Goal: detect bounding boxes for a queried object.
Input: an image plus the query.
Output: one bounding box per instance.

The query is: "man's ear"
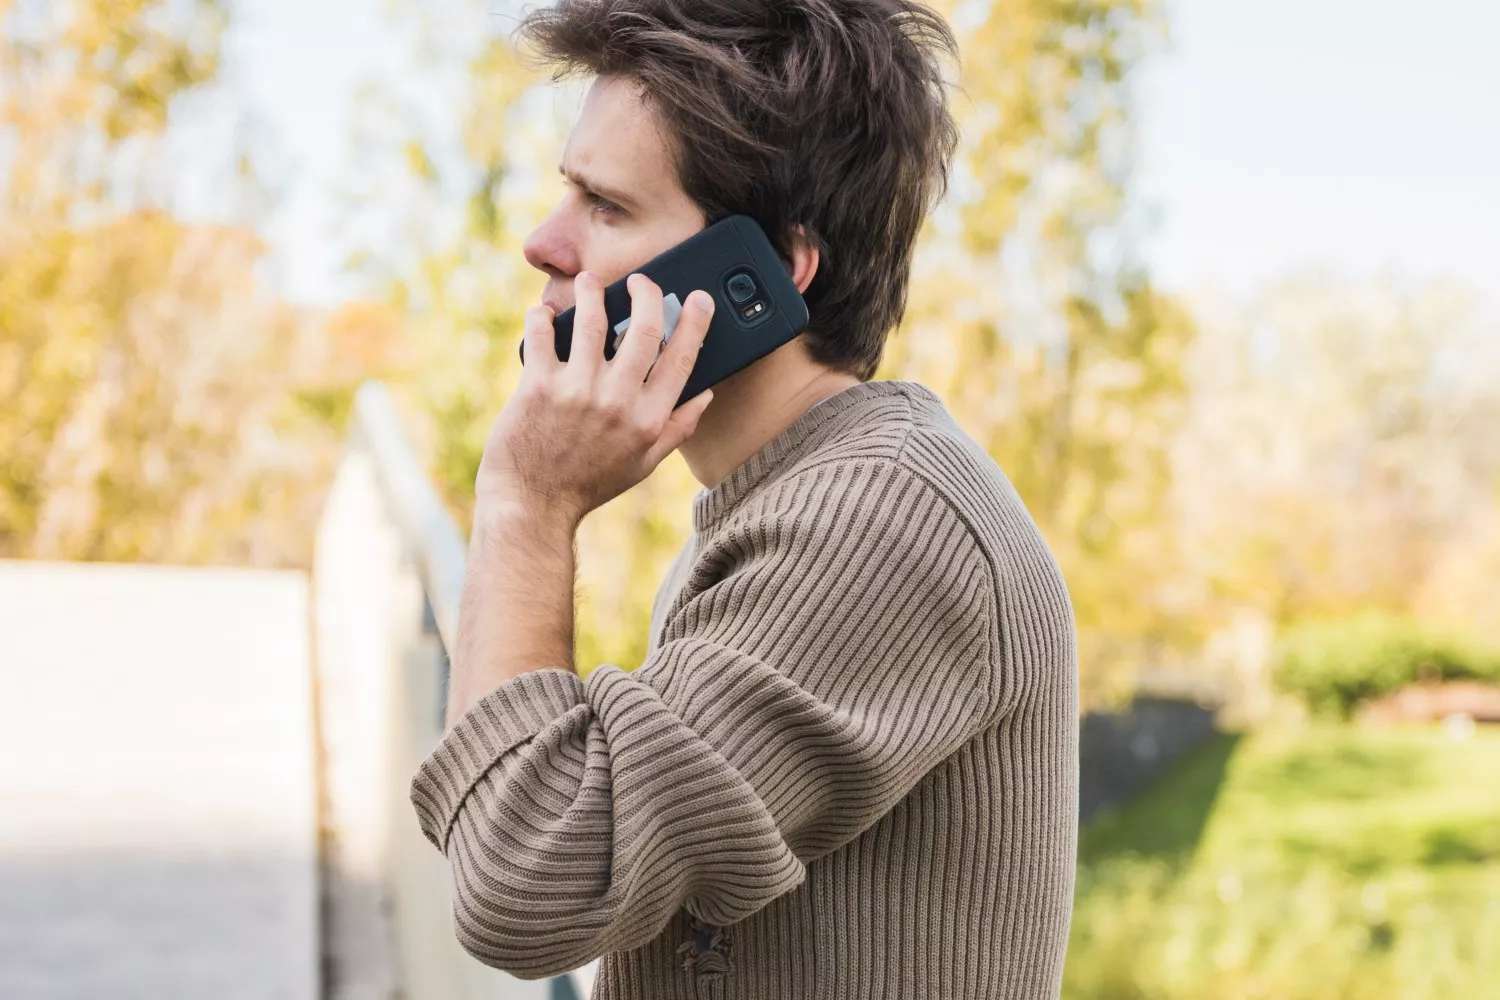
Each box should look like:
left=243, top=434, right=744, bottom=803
left=788, top=224, right=820, bottom=295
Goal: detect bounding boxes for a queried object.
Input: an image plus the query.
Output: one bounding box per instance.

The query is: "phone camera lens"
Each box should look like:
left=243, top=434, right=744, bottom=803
left=727, top=273, right=757, bottom=304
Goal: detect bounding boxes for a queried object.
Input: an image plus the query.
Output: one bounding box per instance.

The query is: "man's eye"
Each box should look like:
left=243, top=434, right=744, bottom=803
left=586, top=192, right=620, bottom=217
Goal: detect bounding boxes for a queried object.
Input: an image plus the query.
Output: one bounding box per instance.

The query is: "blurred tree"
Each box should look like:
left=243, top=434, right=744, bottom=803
left=1173, top=276, right=1500, bottom=641
left=0, top=0, right=227, bottom=215
left=885, top=0, right=1193, bottom=703
left=0, top=0, right=359, bottom=566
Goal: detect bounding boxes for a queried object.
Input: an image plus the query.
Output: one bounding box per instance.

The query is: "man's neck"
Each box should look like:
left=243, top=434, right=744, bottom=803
left=679, top=338, right=863, bottom=491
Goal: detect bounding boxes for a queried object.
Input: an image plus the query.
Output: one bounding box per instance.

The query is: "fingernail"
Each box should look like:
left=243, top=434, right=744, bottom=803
left=691, top=290, right=714, bottom=312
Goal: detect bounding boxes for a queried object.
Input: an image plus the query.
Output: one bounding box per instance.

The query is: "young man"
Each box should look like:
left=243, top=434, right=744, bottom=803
left=408, top=1, right=1079, bottom=997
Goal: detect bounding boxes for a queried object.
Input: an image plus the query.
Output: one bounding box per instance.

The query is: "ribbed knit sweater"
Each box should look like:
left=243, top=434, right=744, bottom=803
left=410, top=378, right=1079, bottom=999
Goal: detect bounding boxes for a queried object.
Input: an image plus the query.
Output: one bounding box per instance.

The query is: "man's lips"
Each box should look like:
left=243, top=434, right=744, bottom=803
left=541, top=277, right=573, bottom=317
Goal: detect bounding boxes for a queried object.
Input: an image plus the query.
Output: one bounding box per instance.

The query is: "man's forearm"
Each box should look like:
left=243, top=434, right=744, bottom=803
left=444, top=500, right=580, bottom=731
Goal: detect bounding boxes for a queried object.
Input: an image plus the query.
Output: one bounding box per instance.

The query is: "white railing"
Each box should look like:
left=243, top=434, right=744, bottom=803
left=313, top=380, right=590, bottom=1000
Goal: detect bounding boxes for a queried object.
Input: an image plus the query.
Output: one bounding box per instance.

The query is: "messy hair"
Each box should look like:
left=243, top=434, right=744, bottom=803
left=517, top=0, right=960, bottom=380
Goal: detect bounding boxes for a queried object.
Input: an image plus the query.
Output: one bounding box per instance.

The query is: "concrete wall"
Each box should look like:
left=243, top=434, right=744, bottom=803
left=1078, top=695, right=1222, bottom=823
left=0, top=560, right=319, bottom=1000
left=314, top=434, right=552, bottom=1000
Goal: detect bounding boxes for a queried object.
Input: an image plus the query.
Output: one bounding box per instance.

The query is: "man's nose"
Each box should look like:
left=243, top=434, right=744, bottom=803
left=523, top=208, right=580, bottom=277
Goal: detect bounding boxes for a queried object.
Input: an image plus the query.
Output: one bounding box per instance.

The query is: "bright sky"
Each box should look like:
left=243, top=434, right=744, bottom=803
left=223, top=0, right=412, bottom=306
left=1135, top=0, right=1500, bottom=295
left=226, top=0, right=1500, bottom=307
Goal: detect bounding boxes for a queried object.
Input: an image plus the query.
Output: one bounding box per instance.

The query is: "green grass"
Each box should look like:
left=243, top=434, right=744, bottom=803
left=1065, top=724, right=1500, bottom=1000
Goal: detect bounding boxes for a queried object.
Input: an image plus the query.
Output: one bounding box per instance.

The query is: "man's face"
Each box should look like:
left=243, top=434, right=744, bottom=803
left=524, top=76, right=707, bottom=315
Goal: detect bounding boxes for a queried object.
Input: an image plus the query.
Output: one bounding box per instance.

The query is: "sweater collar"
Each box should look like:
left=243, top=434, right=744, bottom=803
left=691, top=379, right=938, bottom=533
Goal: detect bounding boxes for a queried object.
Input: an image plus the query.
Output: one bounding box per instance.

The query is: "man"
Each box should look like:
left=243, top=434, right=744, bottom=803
left=408, top=1, right=1079, bottom=997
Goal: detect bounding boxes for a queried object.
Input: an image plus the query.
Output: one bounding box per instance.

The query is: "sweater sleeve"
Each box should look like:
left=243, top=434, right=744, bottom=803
left=408, top=463, right=1001, bottom=978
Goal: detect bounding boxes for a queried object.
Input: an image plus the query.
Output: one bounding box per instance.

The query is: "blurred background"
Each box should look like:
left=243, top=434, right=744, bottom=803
left=1, top=1, right=1497, bottom=998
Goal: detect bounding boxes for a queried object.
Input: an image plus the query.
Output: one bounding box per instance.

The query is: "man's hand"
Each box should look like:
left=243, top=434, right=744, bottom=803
left=477, top=270, right=715, bottom=526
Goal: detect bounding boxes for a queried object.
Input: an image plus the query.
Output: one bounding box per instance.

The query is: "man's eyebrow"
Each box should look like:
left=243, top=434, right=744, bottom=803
left=559, top=166, right=638, bottom=211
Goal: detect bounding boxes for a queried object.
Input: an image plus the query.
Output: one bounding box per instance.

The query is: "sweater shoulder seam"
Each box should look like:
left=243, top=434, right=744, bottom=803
left=753, top=445, right=1005, bottom=725
left=892, top=444, right=1013, bottom=725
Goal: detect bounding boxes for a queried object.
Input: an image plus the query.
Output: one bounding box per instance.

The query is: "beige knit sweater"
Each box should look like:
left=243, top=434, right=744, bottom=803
left=410, top=379, right=1079, bottom=999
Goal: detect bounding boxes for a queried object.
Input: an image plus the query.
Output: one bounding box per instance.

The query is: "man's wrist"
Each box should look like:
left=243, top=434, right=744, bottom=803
left=471, top=491, right=580, bottom=548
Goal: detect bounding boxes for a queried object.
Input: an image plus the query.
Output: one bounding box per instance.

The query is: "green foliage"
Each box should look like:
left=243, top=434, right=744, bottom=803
left=292, top=386, right=359, bottom=431
left=1272, top=611, right=1500, bottom=719
left=1067, top=725, right=1500, bottom=999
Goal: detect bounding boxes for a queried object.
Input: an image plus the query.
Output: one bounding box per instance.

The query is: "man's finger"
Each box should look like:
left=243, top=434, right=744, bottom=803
left=644, top=288, right=713, bottom=411
left=612, top=273, right=667, bottom=384
left=521, top=304, right=561, bottom=375
left=644, top=388, right=714, bottom=468
left=567, top=271, right=607, bottom=382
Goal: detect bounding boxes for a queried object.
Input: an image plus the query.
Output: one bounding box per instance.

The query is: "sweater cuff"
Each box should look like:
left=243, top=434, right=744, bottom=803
left=409, top=667, right=587, bottom=853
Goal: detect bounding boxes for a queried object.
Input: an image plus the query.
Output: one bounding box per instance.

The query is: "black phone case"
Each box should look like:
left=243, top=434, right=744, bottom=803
left=519, top=215, right=809, bottom=409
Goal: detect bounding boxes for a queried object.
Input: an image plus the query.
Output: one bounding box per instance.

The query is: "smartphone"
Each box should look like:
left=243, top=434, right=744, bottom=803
left=518, top=214, right=810, bottom=409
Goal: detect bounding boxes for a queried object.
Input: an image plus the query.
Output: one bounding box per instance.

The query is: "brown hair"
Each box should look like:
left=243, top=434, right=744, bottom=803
left=517, top=0, right=960, bottom=380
